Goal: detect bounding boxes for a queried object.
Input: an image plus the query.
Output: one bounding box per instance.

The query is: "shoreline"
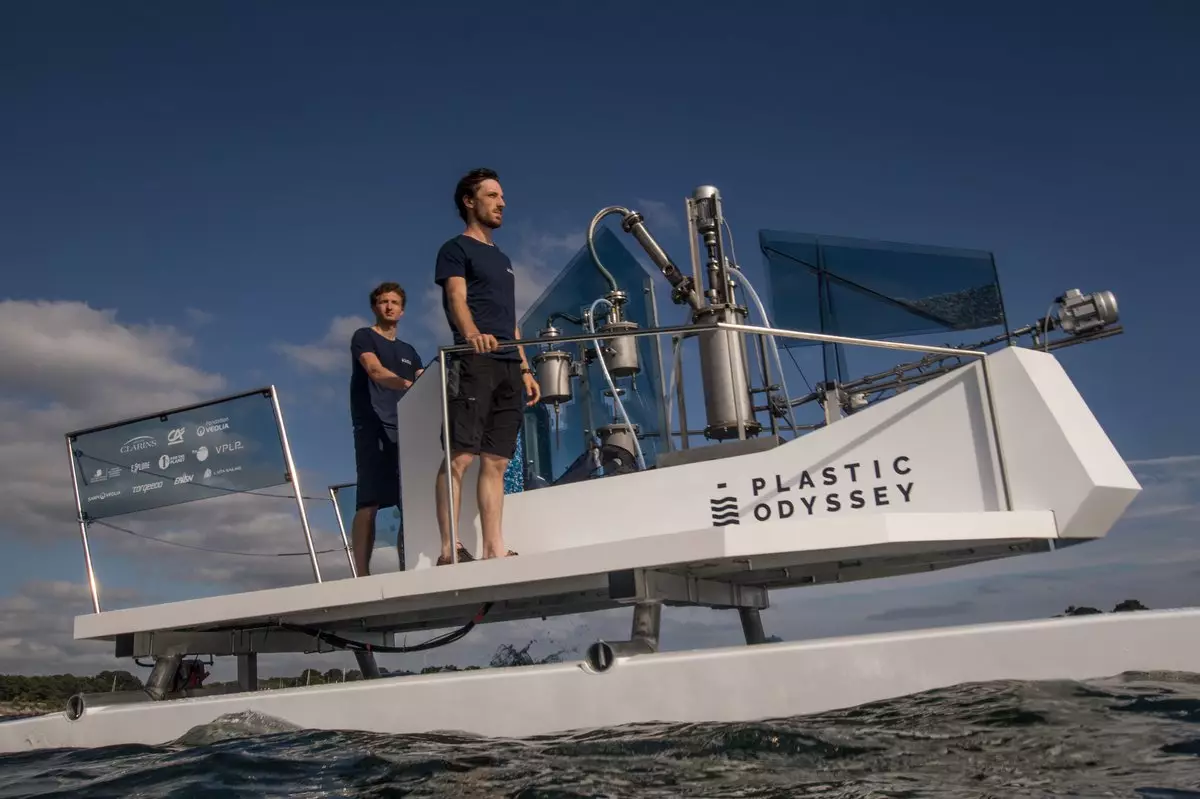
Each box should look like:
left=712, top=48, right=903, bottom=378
left=0, top=702, right=56, bottom=719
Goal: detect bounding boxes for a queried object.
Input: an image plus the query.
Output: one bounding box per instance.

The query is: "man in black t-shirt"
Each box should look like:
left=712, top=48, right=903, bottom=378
left=433, top=168, right=540, bottom=566
left=349, top=281, right=424, bottom=576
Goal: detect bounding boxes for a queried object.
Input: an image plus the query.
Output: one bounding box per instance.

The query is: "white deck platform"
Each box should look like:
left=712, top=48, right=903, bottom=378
left=77, top=509, right=1057, bottom=653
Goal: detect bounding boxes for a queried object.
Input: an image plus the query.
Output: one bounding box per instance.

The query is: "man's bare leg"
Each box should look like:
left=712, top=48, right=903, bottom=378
left=478, top=453, right=510, bottom=558
left=435, top=451, right=476, bottom=562
left=351, top=506, right=377, bottom=577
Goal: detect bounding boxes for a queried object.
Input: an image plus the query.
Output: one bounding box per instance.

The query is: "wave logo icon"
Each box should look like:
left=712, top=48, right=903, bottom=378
left=710, top=482, right=739, bottom=527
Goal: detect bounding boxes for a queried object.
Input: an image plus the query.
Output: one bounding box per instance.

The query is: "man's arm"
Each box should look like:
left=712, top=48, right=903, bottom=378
left=358, top=352, right=413, bottom=390
left=435, top=242, right=496, bottom=354
left=351, top=329, right=411, bottom=391
left=515, top=324, right=530, bottom=372
left=516, top=324, right=540, bottom=406
left=443, top=276, right=481, bottom=341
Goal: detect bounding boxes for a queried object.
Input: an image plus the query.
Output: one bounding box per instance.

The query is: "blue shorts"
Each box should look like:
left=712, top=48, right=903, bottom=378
left=353, top=422, right=399, bottom=510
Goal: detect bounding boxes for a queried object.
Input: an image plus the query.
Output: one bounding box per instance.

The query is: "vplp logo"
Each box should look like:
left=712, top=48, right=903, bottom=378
left=710, top=482, right=739, bottom=527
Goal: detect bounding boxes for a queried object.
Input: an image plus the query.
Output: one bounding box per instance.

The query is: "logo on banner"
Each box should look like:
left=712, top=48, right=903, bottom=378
left=167, top=427, right=186, bottom=445
left=194, top=446, right=209, bottom=462
left=215, top=441, right=244, bottom=455
left=158, top=453, right=185, bottom=470
left=709, top=455, right=916, bottom=526
left=119, top=435, right=157, bottom=454
left=196, top=417, right=230, bottom=437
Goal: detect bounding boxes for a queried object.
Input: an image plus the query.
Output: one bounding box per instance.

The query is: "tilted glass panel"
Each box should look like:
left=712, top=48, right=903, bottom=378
left=758, top=230, right=1008, bottom=347
left=518, top=226, right=666, bottom=486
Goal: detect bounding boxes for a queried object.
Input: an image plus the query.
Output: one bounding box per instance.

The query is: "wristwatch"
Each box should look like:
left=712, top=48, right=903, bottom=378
left=521, top=366, right=533, bottom=375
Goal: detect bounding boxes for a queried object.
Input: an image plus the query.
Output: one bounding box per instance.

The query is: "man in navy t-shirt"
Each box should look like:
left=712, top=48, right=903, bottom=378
left=349, top=281, right=423, bottom=576
left=433, top=168, right=541, bottom=566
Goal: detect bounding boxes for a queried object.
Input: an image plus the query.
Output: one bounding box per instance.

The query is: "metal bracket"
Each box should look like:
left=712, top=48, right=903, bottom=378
left=607, top=568, right=770, bottom=610
left=115, top=628, right=396, bottom=659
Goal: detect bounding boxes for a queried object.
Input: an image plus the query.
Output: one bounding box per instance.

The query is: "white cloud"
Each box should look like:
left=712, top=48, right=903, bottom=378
left=634, top=197, right=682, bottom=232
left=274, top=314, right=372, bottom=374
left=0, top=298, right=354, bottom=675
left=185, top=308, right=215, bottom=326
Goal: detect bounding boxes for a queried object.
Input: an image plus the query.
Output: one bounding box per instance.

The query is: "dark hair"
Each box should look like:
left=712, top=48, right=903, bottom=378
left=454, top=167, right=499, bottom=222
left=369, top=281, right=406, bottom=310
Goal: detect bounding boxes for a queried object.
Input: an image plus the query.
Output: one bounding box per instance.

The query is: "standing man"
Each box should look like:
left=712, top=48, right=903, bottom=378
left=433, top=167, right=540, bottom=566
left=349, top=281, right=424, bottom=576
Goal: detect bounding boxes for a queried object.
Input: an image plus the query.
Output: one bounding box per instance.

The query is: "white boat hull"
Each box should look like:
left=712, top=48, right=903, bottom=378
left=4, top=607, right=1198, bottom=753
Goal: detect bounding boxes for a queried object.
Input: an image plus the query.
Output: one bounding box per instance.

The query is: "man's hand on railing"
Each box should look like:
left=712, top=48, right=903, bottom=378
left=466, top=331, right=499, bottom=354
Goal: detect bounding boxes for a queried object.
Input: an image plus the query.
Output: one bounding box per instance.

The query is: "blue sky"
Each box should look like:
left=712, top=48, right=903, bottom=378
left=0, top=0, right=1197, bottom=676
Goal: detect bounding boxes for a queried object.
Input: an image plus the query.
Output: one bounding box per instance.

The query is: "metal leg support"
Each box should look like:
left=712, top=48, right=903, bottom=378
left=237, top=653, right=258, bottom=692
left=144, top=654, right=184, bottom=700
left=738, top=607, right=767, bottom=645
left=584, top=601, right=661, bottom=673
left=630, top=600, right=661, bottom=650
left=354, top=650, right=382, bottom=679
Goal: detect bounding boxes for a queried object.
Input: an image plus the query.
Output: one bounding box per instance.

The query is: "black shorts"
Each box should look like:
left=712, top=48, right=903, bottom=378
left=354, top=422, right=399, bottom=510
left=442, top=354, right=524, bottom=460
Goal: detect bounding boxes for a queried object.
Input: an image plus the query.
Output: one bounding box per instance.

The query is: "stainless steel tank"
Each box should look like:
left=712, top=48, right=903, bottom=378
left=597, top=421, right=639, bottom=456
left=534, top=349, right=573, bottom=405
left=693, top=303, right=761, bottom=440
left=597, top=319, right=640, bottom=378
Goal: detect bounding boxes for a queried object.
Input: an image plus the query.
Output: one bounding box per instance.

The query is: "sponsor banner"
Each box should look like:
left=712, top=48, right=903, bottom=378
left=70, top=391, right=289, bottom=520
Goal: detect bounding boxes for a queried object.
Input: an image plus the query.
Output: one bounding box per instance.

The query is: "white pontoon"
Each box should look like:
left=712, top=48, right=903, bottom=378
left=3, top=185, right=1195, bottom=753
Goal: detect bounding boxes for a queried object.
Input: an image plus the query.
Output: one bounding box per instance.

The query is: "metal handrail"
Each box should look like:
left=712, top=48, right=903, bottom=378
left=435, top=321, right=987, bottom=360
left=435, top=318, right=1011, bottom=564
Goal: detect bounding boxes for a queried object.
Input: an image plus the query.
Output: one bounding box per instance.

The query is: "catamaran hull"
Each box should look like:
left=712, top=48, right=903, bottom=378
left=3, top=607, right=1198, bottom=753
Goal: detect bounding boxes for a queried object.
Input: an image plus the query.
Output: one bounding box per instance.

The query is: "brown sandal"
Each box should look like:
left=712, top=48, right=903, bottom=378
left=436, top=544, right=476, bottom=566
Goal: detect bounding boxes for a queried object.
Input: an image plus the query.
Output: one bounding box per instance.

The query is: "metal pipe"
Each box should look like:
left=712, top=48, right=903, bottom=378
left=65, top=435, right=101, bottom=614
left=979, top=357, right=1014, bottom=512
left=439, top=350, right=459, bottom=563
left=436, top=321, right=984, bottom=360
left=328, top=485, right=357, bottom=577
left=674, top=336, right=690, bottom=449
left=756, top=334, right=780, bottom=439
left=586, top=206, right=626, bottom=293
left=269, top=386, right=322, bottom=583
left=723, top=314, right=747, bottom=440
left=645, top=279, right=673, bottom=454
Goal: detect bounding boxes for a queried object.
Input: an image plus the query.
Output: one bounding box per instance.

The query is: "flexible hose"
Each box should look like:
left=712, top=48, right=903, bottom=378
left=728, top=266, right=799, bottom=434
left=589, top=297, right=646, bottom=470
left=587, top=207, right=628, bottom=293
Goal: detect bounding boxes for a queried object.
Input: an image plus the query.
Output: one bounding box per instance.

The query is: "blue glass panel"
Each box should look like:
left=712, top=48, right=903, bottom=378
left=68, top=389, right=289, bottom=521
left=518, top=226, right=667, bottom=485
left=758, top=230, right=1008, bottom=346
left=331, top=482, right=403, bottom=547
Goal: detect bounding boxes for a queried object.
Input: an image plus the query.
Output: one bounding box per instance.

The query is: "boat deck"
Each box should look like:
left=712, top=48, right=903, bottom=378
left=76, top=510, right=1058, bottom=658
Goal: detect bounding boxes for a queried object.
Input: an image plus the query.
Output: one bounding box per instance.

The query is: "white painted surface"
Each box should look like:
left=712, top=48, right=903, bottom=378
left=397, top=347, right=1137, bottom=569
left=985, top=346, right=1141, bottom=538
left=74, top=510, right=1057, bottom=640
left=10, top=608, right=1200, bottom=753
